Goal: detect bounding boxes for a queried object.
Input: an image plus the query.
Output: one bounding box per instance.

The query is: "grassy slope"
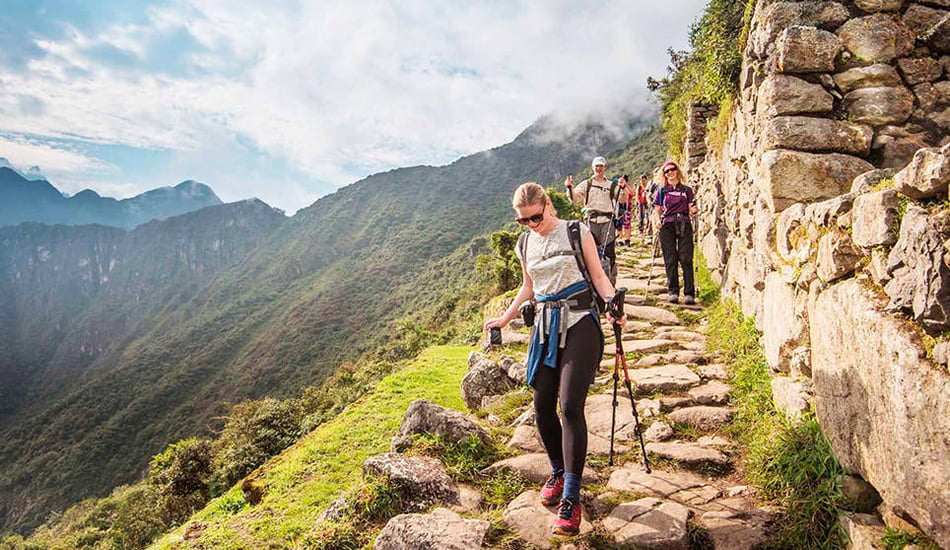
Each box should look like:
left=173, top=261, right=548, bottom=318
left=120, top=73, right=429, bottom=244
left=152, top=345, right=470, bottom=549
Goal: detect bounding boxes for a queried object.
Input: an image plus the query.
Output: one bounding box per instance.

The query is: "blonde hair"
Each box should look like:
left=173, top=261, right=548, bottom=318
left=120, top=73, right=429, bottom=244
left=659, top=162, right=683, bottom=186
left=512, top=181, right=548, bottom=209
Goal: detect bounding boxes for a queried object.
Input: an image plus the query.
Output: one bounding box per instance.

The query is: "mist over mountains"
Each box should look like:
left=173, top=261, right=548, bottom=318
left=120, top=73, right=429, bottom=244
left=0, top=164, right=223, bottom=230
left=0, top=115, right=660, bottom=532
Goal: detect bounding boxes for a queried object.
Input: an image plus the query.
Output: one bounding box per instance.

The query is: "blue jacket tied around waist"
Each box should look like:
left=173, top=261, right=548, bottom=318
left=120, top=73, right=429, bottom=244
left=525, top=280, right=598, bottom=388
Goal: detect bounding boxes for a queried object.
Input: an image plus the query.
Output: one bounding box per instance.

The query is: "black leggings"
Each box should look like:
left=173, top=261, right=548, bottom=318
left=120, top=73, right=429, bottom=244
left=533, top=315, right=602, bottom=477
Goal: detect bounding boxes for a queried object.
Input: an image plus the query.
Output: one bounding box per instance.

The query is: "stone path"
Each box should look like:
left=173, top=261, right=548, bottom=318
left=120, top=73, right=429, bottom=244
left=487, top=234, right=776, bottom=549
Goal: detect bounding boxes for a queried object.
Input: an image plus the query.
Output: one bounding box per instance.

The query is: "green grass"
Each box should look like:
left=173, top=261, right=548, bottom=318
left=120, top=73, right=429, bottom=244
left=705, top=301, right=845, bottom=549
left=882, top=528, right=942, bottom=550
left=150, top=345, right=472, bottom=549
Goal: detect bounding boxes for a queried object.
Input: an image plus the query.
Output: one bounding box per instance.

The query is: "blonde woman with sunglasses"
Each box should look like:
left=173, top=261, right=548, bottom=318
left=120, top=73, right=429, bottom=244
left=484, top=182, right=625, bottom=536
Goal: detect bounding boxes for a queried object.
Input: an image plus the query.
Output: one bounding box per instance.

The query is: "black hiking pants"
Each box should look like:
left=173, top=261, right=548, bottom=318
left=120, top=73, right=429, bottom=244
left=533, top=315, right=602, bottom=478
left=659, top=219, right=695, bottom=298
left=587, top=220, right=617, bottom=285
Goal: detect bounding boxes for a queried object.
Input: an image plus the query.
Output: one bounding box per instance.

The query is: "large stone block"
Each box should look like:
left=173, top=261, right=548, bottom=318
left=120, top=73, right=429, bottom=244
left=893, top=146, right=950, bottom=200
left=816, top=229, right=862, bottom=282
left=759, top=74, right=834, bottom=116
left=844, top=86, right=915, bottom=126
left=762, top=272, right=807, bottom=373
left=897, top=57, right=943, bottom=85
left=833, top=64, right=902, bottom=94
left=776, top=26, right=842, bottom=73
left=754, top=150, right=875, bottom=212
left=854, top=0, right=906, bottom=12
left=885, top=205, right=950, bottom=330
left=852, top=189, right=900, bottom=248
left=810, top=280, right=950, bottom=548
left=763, top=116, right=873, bottom=156
left=770, top=376, right=812, bottom=422
left=749, top=2, right=850, bottom=59
left=375, top=508, right=490, bottom=550
left=391, top=399, right=491, bottom=451
left=838, top=14, right=915, bottom=63
left=903, top=4, right=950, bottom=53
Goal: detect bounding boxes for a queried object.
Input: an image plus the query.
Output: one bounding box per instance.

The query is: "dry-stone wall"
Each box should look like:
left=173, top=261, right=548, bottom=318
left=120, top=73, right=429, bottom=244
left=688, top=0, right=950, bottom=546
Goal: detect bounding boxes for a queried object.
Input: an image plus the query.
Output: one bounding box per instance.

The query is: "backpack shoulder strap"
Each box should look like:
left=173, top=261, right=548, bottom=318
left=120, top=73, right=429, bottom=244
left=518, top=231, right=529, bottom=263
left=567, top=221, right=592, bottom=285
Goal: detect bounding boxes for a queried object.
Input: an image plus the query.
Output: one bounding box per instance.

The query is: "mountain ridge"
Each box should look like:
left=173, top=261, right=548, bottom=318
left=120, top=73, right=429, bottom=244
left=0, top=167, right=224, bottom=230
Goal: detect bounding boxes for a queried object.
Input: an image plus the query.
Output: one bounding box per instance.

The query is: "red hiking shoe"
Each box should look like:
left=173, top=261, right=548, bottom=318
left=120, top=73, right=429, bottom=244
left=539, top=474, right=564, bottom=506
left=552, top=498, right=582, bottom=535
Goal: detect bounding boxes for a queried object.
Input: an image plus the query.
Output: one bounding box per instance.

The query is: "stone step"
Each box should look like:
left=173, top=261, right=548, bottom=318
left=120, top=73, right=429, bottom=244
left=667, top=406, right=735, bottom=431
left=628, top=364, right=701, bottom=394
left=603, top=339, right=676, bottom=356
left=645, top=441, right=731, bottom=467
left=585, top=393, right=659, bottom=442
left=624, top=304, right=681, bottom=325
left=601, top=498, right=690, bottom=550
left=607, top=466, right=722, bottom=507
left=503, top=491, right=594, bottom=548
left=654, top=328, right=708, bottom=342
left=688, top=381, right=732, bottom=405
left=698, top=364, right=729, bottom=380
left=635, top=350, right=706, bottom=367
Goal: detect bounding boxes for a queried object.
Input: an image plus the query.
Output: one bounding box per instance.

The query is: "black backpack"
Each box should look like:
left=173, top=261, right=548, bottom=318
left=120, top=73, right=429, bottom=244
left=518, top=221, right=605, bottom=312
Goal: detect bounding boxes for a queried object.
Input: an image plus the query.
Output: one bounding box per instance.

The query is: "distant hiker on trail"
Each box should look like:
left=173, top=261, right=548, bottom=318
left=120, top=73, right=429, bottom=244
left=615, top=174, right=633, bottom=247
left=653, top=161, right=698, bottom=305
left=484, top=182, right=626, bottom=536
left=636, top=174, right=650, bottom=237
left=564, top=156, right=618, bottom=284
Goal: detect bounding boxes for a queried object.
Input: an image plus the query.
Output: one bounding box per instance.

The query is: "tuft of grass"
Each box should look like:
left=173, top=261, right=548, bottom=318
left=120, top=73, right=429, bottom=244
left=409, top=433, right=505, bottom=483
left=482, top=388, right=533, bottom=426
left=695, top=249, right=721, bottom=305
left=706, top=300, right=846, bottom=549
left=881, top=528, right=942, bottom=550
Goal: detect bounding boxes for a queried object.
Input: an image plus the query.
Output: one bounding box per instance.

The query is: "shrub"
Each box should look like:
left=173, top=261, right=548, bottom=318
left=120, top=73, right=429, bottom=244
left=149, top=438, right=214, bottom=499
left=476, top=229, right=522, bottom=293
left=648, top=0, right=755, bottom=158
left=211, top=398, right=304, bottom=491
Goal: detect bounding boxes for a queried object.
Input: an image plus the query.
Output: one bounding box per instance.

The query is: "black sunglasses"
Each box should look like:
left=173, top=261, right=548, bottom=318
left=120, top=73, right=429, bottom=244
left=515, top=212, right=544, bottom=225
left=663, top=167, right=678, bottom=174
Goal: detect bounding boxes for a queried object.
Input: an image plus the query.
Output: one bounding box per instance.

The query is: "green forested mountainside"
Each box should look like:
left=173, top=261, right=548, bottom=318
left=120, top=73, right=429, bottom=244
left=0, top=199, right=287, bottom=413
left=0, top=168, right=223, bottom=230
left=0, top=115, right=654, bottom=533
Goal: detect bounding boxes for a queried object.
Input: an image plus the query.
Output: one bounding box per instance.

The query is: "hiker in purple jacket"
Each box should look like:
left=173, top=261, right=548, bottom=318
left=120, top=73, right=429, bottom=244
left=652, top=161, right=698, bottom=304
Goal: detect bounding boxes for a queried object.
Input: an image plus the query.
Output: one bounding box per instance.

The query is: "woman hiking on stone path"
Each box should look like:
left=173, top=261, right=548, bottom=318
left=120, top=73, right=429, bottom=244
left=653, top=161, right=698, bottom=305
left=484, top=182, right=626, bottom=536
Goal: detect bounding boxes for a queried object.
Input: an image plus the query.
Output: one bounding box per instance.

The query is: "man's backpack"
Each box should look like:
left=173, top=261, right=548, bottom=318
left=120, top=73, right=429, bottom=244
left=518, top=221, right=605, bottom=312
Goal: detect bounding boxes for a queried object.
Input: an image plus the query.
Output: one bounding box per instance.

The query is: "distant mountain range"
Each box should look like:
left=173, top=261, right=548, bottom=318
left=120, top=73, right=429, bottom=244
left=0, top=163, right=223, bottom=230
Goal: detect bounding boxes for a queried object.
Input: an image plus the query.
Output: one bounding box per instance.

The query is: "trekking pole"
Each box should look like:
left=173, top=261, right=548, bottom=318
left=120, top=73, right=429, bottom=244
left=643, top=234, right=660, bottom=302
left=607, top=288, right=651, bottom=472
left=692, top=214, right=700, bottom=303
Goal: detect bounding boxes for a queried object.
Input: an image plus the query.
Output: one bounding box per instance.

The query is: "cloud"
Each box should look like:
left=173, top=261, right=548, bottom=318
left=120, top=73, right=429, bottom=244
left=0, top=0, right=707, bottom=211
left=0, top=134, right=132, bottom=194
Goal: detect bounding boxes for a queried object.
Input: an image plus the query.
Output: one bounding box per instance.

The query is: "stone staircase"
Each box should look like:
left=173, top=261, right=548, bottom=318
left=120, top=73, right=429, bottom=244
left=480, top=235, right=777, bottom=549
left=371, top=233, right=780, bottom=549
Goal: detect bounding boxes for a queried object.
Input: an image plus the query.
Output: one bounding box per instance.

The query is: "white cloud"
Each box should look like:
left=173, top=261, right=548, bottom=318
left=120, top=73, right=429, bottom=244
left=0, top=0, right=707, bottom=210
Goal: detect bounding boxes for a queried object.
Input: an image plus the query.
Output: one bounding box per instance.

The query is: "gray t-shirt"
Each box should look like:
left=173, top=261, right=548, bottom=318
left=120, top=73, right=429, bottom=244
left=515, top=220, right=595, bottom=329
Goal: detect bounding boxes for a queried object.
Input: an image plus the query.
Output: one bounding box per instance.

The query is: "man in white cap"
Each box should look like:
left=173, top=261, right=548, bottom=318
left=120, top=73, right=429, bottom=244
left=564, top=156, right=618, bottom=284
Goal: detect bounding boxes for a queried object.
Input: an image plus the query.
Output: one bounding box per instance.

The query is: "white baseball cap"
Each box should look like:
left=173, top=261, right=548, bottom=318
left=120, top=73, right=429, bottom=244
left=591, top=156, right=607, bottom=167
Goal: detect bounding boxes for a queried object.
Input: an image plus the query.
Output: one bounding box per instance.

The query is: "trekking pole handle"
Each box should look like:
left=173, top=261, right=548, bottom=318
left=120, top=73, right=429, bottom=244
left=608, top=287, right=627, bottom=323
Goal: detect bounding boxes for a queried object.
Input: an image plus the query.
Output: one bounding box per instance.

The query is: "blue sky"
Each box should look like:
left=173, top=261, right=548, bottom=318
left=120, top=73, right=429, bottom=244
left=0, top=0, right=707, bottom=213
